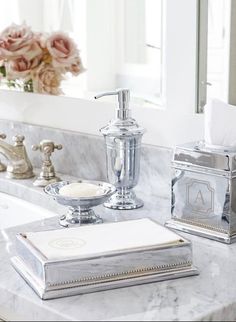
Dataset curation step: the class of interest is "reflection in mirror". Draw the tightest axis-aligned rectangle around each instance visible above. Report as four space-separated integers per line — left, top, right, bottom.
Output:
197 0 236 112
0 0 163 105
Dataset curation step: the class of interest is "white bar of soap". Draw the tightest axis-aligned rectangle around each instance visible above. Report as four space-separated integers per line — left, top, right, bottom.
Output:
59 183 105 198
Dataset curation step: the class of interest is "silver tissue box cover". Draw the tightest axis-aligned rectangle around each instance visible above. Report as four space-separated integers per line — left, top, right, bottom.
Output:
166 141 236 243
11 219 198 300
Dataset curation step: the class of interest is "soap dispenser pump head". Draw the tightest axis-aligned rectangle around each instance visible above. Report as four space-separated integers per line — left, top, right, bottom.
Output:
94 88 131 120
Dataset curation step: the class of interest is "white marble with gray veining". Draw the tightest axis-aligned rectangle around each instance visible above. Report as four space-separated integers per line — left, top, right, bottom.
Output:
0 120 234 321
0 119 172 199
0 173 234 321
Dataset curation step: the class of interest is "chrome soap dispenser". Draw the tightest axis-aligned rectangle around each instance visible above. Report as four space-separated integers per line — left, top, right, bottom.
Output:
95 89 145 210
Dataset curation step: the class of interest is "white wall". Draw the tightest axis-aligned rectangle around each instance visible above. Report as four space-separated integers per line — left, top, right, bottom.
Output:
229 0 236 105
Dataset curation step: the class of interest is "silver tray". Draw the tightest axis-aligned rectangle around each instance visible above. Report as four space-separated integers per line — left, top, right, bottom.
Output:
11 219 198 300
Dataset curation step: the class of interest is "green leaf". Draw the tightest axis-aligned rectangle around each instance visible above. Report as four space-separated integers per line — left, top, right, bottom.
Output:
24 79 34 93
7 80 17 88
0 66 6 77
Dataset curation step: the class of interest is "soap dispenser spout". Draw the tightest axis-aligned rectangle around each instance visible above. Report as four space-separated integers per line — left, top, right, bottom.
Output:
95 88 131 120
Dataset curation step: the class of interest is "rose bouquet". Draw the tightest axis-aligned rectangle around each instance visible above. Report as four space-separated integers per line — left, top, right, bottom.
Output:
0 23 84 95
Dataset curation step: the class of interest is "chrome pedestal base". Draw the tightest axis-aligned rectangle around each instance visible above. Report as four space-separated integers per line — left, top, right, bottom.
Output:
60 208 103 228
104 189 143 210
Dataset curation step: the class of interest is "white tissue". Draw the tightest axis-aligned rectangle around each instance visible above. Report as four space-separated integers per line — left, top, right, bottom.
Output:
204 99 236 148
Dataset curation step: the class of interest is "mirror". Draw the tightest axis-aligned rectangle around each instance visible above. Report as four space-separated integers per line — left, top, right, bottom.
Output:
197 0 236 112
0 0 163 105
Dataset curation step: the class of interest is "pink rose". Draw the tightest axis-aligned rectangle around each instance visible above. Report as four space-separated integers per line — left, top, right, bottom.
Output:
67 56 85 76
0 23 42 60
46 32 78 68
5 56 41 80
36 32 47 49
32 62 63 95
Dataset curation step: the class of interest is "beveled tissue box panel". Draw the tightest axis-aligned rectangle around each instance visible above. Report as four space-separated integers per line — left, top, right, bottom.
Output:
166 142 236 243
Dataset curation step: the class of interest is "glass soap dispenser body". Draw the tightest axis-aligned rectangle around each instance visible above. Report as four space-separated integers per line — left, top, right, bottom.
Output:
95 89 145 210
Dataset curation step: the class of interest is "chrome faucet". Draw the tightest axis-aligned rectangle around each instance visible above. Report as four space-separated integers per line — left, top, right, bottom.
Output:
0 135 34 179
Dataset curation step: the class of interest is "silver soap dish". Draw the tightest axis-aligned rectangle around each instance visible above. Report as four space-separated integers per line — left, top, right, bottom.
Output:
45 180 116 227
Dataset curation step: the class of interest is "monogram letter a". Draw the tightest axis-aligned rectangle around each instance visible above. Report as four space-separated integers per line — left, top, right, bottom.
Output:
194 190 205 205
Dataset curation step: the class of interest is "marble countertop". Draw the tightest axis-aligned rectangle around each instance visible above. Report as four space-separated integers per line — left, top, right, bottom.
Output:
0 174 235 321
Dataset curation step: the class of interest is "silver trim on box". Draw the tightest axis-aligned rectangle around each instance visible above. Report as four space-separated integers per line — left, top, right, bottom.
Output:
165 219 236 244
11 256 198 300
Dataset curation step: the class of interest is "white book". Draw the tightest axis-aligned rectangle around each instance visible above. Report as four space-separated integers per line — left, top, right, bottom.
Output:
26 218 183 261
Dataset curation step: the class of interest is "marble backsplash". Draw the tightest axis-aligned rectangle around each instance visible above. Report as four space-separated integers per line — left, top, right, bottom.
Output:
0 119 172 199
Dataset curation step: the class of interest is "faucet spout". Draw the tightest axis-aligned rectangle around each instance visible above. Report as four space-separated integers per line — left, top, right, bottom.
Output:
0 135 34 179
0 140 21 161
